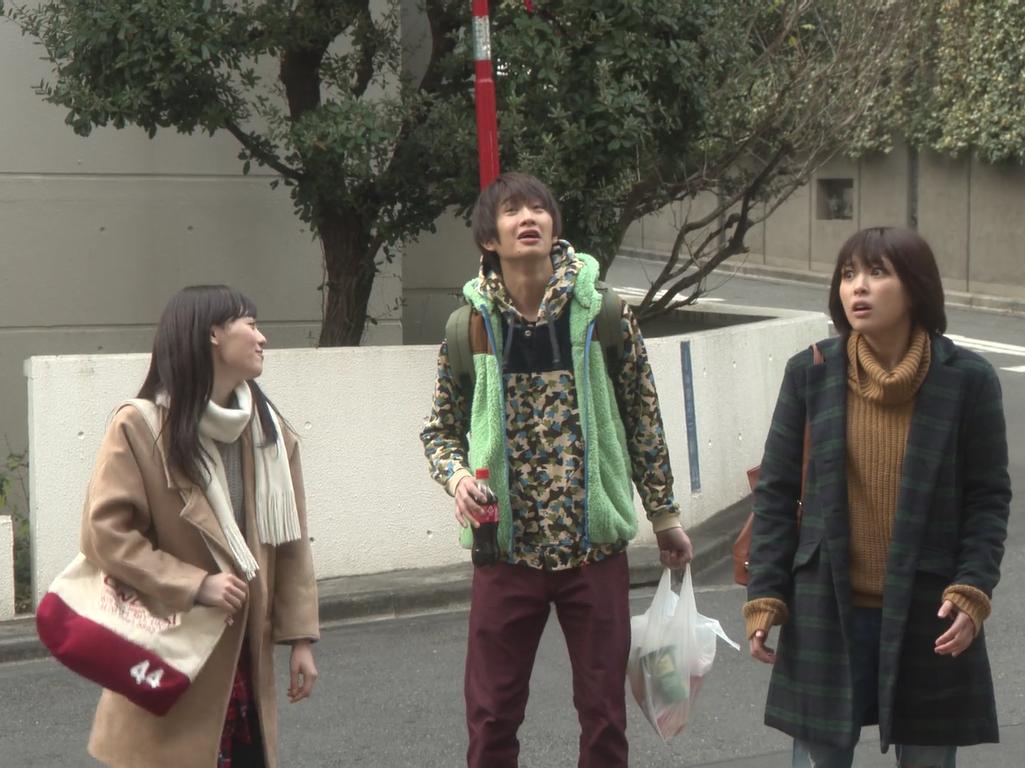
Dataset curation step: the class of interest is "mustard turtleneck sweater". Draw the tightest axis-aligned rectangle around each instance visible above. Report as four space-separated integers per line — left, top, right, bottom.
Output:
743 330 991 639
846 328 931 605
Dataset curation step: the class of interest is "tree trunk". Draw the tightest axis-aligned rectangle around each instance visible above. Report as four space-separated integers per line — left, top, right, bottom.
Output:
317 212 376 347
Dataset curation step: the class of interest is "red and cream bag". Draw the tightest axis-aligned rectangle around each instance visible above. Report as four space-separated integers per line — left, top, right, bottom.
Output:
36 555 226 715
36 399 228 716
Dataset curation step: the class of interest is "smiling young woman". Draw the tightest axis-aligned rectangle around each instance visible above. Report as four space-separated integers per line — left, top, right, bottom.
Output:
79 286 319 768
744 227 1010 768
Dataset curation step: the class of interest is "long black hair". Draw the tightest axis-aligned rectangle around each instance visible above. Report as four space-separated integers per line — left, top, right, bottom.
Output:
137 285 281 487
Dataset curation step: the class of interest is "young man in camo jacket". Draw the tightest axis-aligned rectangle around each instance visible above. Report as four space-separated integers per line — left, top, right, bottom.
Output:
420 171 693 768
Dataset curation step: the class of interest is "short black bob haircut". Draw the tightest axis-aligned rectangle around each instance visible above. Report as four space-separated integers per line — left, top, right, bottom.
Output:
828 226 947 336
471 172 562 271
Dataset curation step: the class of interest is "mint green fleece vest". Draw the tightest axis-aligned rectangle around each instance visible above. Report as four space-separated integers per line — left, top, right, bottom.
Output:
458 253 637 554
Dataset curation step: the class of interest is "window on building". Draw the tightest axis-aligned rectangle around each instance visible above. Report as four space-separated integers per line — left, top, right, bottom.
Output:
816 178 854 220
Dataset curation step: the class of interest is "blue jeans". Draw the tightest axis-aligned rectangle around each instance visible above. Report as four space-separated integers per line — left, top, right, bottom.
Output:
791 608 957 768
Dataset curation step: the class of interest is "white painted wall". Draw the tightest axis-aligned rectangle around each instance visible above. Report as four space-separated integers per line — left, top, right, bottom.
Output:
0 516 13 619
25 308 827 606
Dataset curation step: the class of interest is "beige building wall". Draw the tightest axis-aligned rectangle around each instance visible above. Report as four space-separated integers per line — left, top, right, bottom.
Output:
765 184 812 271
623 141 1023 305
967 160 1025 299
0 17 401 468
917 152 970 293
402 210 478 345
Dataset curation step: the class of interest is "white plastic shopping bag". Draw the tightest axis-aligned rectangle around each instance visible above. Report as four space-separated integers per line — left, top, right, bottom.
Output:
627 566 739 741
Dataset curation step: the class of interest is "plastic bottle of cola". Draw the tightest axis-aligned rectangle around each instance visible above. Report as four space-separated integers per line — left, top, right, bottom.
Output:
471 468 500 566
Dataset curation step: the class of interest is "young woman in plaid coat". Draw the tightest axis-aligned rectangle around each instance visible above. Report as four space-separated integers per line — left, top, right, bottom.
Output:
744 228 1010 768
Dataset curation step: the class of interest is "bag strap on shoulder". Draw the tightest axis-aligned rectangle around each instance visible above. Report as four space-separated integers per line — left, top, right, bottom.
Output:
593 281 625 376
445 304 475 395
122 398 161 439
445 304 490 397
798 343 824 501
446 285 624 397
118 398 231 572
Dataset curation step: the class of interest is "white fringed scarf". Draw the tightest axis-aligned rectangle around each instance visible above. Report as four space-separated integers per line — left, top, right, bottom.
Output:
169 384 301 581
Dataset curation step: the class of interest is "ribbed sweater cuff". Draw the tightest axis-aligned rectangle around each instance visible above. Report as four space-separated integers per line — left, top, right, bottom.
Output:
742 597 788 640
943 584 991 634
650 511 682 533
445 468 474 497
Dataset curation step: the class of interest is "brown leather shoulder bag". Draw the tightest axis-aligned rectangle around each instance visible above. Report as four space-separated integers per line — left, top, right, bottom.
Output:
733 343 822 585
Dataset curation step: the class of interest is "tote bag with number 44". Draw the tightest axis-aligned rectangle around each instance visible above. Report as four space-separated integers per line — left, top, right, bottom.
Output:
36 553 228 715
35 399 230 716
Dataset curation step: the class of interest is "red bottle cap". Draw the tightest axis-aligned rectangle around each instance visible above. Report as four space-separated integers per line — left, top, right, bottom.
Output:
475 468 490 480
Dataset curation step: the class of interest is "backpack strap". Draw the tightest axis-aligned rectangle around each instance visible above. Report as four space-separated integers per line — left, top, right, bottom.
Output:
445 304 490 397
445 304 474 396
446 287 622 397
593 281 625 377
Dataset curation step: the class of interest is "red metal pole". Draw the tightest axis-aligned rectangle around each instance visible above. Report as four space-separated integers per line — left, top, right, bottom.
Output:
471 0 500 189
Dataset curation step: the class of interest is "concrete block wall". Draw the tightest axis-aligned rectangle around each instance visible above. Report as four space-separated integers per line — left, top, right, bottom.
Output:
617 141 1024 306
0 516 13 619
25 307 827 607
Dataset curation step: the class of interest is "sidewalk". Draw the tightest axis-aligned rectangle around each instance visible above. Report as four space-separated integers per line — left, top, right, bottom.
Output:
0 499 750 665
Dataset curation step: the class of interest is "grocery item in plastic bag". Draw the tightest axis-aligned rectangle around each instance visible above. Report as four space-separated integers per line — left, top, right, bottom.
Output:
627 566 739 741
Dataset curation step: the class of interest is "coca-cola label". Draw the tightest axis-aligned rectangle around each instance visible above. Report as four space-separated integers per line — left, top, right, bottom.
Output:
475 478 499 523
479 500 499 524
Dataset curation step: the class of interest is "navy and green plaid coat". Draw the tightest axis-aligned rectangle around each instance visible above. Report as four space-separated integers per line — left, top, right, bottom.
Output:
748 334 1010 750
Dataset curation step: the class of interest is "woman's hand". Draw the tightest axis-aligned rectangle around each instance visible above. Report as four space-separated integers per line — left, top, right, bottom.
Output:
195 572 248 614
935 600 977 657
454 476 485 529
750 629 777 665
288 640 318 703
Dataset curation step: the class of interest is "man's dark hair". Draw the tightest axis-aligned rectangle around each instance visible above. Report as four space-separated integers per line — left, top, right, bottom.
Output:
471 172 562 270
828 226 947 335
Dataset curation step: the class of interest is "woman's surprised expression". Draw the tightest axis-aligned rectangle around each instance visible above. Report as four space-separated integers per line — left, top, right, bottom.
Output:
839 255 912 338
211 316 266 383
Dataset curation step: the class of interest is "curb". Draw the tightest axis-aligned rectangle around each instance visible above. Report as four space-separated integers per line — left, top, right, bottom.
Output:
0 500 749 665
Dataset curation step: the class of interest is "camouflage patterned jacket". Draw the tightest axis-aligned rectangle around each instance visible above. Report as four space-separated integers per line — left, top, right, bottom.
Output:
420 243 682 571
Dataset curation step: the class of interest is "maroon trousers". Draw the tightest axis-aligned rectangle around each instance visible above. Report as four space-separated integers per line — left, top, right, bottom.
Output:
464 552 631 768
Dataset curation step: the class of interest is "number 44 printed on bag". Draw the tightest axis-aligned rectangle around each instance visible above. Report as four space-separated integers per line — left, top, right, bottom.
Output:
130 660 165 689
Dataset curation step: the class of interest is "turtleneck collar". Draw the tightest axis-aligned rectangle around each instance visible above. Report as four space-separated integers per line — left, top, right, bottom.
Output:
847 327 931 406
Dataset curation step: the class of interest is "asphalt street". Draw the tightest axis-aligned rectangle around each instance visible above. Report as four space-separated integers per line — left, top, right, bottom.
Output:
1 263 1022 767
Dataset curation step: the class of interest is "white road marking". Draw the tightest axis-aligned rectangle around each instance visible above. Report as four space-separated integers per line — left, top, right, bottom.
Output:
946 334 1025 358
612 285 724 303
1001 365 1025 374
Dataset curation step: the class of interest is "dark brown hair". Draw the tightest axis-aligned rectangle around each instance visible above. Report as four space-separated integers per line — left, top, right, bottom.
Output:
471 171 562 270
828 227 946 335
137 285 280 487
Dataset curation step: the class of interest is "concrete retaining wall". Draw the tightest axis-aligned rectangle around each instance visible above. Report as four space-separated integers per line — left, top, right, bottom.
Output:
0 516 13 619
25 307 826 606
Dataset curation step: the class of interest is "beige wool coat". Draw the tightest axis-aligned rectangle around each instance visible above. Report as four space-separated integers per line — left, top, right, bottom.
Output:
79 403 319 768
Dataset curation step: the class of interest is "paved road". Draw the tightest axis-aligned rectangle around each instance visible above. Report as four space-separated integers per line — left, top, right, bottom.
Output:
3 559 1022 767
2 264 1022 767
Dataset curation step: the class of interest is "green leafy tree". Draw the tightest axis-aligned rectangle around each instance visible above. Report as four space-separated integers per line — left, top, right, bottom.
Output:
856 0 1025 165
5 0 478 345
4 0 926 337
488 0 927 316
